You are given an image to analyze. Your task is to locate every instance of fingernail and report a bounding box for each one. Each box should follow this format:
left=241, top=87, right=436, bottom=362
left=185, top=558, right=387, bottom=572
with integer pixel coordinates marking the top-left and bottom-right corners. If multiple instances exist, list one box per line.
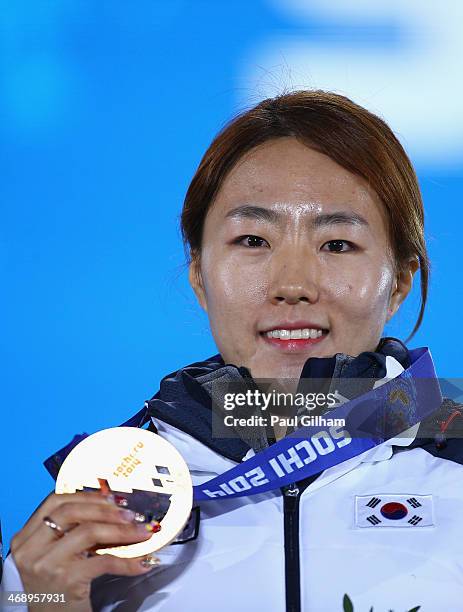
left=114, top=495, right=128, bottom=507
left=104, top=494, right=116, bottom=504
left=133, top=512, right=146, bottom=523
left=136, top=521, right=161, bottom=534
left=119, top=509, right=135, bottom=522
left=140, top=555, right=160, bottom=568
left=145, top=520, right=161, bottom=533
left=136, top=523, right=153, bottom=535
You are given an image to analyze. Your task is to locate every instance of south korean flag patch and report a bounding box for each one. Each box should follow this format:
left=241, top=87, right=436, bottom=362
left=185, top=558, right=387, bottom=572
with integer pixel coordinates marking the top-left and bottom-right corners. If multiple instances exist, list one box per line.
left=355, top=494, right=434, bottom=528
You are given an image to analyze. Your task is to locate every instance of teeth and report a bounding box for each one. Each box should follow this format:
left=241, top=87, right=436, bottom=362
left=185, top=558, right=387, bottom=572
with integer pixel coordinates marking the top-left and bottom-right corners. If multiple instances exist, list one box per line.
left=265, top=328, right=324, bottom=339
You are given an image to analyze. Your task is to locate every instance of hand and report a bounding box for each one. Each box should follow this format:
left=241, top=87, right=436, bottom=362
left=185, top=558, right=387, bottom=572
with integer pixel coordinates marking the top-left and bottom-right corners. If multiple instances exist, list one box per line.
left=11, top=491, right=159, bottom=611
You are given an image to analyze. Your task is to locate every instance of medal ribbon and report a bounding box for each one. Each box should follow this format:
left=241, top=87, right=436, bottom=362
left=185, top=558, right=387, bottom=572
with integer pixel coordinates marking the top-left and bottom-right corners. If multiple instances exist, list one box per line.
left=44, top=348, right=441, bottom=501
left=191, top=347, right=441, bottom=500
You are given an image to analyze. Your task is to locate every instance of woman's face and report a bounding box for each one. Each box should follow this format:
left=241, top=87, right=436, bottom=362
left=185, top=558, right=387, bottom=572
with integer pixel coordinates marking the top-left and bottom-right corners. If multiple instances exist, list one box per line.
left=190, top=137, right=417, bottom=380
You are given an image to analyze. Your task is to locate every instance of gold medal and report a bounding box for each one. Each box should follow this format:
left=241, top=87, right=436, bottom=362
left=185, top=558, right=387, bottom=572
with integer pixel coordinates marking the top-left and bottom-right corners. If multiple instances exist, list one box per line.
left=55, top=427, right=193, bottom=558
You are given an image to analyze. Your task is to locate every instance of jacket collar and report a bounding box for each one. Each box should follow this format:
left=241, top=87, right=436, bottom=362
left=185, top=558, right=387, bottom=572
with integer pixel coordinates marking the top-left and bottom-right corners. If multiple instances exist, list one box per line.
left=147, top=352, right=420, bottom=491
left=147, top=337, right=415, bottom=463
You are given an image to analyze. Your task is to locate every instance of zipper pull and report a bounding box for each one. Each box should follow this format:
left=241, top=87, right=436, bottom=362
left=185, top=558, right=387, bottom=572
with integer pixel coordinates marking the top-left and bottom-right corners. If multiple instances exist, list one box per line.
left=283, top=483, right=300, bottom=512
left=283, top=483, right=300, bottom=497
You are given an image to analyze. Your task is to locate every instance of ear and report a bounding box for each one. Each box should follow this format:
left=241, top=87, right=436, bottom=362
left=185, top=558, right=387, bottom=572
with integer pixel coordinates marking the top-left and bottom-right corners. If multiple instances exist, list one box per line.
left=188, top=255, right=208, bottom=312
left=387, top=257, right=420, bottom=322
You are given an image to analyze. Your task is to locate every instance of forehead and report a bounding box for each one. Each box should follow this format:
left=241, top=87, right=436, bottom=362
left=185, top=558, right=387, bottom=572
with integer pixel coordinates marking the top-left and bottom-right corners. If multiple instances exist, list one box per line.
left=211, top=137, right=386, bottom=225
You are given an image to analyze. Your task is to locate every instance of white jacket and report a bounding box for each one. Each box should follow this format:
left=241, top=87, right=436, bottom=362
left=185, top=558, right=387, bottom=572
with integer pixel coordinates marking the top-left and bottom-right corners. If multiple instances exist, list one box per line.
left=3, top=355, right=463, bottom=611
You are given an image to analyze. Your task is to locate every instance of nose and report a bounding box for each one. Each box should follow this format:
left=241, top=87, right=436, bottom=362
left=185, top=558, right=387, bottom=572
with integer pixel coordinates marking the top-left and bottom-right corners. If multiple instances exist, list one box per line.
left=268, top=248, right=320, bottom=305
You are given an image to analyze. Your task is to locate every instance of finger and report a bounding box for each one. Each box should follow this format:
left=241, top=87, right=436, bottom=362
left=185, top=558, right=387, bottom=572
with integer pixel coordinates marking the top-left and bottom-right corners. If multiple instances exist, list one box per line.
left=76, top=552, right=161, bottom=582
left=20, top=501, right=142, bottom=560
left=55, top=500, right=142, bottom=530
left=11, top=491, right=115, bottom=550
left=43, top=554, right=160, bottom=601
left=36, top=521, right=154, bottom=567
left=11, top=492, right=116, bottom=551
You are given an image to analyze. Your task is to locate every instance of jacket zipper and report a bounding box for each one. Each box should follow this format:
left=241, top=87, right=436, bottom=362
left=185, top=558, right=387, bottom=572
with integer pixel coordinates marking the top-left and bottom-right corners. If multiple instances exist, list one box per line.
left=282, top=476, right=320, bottom=612
left=283, top=483, right=301, bottom=612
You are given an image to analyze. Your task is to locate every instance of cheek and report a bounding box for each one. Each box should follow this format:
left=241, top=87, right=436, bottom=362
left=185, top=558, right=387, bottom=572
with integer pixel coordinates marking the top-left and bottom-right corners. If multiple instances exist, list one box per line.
left=201, top=255, right=268, bottom=317
left=322, top=264, right=394, bottom=314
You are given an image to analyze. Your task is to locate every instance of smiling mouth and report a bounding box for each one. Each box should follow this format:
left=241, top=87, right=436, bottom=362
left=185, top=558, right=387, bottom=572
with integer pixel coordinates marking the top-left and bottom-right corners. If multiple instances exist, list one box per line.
left=259, top=327, right=329, bottom=352
left=263, top=327, right=327, bottom=340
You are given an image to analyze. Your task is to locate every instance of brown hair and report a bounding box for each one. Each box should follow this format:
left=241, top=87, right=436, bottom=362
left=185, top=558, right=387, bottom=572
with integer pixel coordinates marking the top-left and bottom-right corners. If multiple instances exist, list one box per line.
left=181, top=90, right=429, bottom=342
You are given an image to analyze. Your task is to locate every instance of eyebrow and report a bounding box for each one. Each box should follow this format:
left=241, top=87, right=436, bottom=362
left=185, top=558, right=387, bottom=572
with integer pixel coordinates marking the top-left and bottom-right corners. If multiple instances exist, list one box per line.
left=224, top=205, right=369, bottom=229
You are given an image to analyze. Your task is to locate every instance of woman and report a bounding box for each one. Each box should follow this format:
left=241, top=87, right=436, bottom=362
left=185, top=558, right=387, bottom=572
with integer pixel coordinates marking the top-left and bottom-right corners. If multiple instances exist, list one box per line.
left=3, top=90, right=463, bottom=611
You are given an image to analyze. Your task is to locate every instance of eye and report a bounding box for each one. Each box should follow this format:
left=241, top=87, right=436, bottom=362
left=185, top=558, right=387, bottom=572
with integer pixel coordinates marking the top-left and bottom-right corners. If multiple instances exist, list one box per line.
left=233, top=235, right=270, bottom=248
left=321, top=240, right=356, bottom=253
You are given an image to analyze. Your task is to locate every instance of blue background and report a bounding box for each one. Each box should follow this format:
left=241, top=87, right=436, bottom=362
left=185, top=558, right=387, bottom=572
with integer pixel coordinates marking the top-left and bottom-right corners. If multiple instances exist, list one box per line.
left=1, top=1, right=461, bottom=553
